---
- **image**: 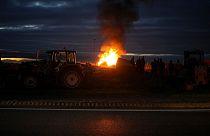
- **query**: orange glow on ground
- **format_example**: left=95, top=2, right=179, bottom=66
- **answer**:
left=88, top=118, right=125, bottom=135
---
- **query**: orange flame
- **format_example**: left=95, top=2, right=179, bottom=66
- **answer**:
left=97, top=40, right=125, bottom=67
left=98, top=48, right=120, bottom=67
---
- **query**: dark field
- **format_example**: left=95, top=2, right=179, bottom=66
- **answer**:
left=1, top=67, right=210, bottom=93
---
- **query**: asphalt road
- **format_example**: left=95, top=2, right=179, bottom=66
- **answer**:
left=0, top=109, right=210, bottom=136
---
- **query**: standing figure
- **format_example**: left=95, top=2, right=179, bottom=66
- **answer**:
left=140, top=56, right=145, bottom=74
left=151, top=59, right=158, bottom=77
left=169, top=60, right=174, bottom=77
left=174, top=59, right=182, bottom=77
left=136, top=57, right=141, bottom=71
left=130, top=56, right=135, bottom=66
left=159, top=58, right=165, bottom=78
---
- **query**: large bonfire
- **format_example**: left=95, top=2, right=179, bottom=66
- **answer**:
left=97, top=40, right=125, bottom=67
left=97, top=0, right=142, bottom=67
left=97, top=48, right=119, bottom=67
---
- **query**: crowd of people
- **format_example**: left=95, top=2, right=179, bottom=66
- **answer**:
left=151, top=59, right=183, bottom=78
left=130, top=56, right=183, bottom=79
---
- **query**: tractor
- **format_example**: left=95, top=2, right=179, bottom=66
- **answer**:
left=181, top=50, right=209, bottom=90
left=0, top=50, right=91, bottom=89
left=21, top=50, right=91, bottom=89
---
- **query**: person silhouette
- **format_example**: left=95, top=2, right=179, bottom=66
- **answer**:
left=130, top=56, right=135, bottom=65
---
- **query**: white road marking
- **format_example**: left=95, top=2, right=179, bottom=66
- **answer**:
left=0, top=108, right=210, bottom=112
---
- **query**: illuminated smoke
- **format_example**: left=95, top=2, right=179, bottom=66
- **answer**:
left=97, top=0, right=150, bottom=53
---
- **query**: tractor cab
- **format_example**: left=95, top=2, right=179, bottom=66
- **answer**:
left=47, top=50, right=77, bottom=64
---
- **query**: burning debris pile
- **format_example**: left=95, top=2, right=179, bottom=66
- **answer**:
left=97, top=0, right=149, bottom=67
left=97, top=48, right=119, bottom=66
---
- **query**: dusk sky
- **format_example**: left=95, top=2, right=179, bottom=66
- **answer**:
left=0, top=0, right=210, bottom=54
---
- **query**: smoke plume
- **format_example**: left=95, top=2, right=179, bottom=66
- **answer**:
left=98, top=0, right=150, bottom=53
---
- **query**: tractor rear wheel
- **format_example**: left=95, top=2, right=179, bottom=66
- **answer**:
left=23, top=75, right=38, bottom=89
left=63, top=71, right=81, bottom=89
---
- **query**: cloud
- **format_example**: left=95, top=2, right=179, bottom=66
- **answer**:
left=134, top=17, right=163, bottom=25
left=0, top=23, right=99, bottom=32
left=46, top=24, right=98, bottom=30
left=25, top=1, right=68, bottom=8
left=12, top=0, right=95, bottom=9
left=0, top=24, right=44, bottom=31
